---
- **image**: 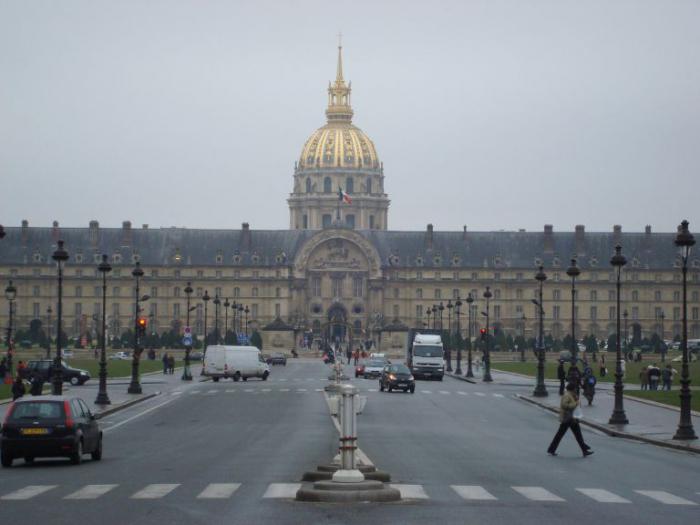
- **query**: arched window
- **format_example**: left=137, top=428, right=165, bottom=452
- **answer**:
left=366, top=177, right=372, bottom=194
left=346, top=177, right=354, bottom=194
left=323, top=177, right=332, bottom=193
left=305, top=178, right=311, bottom=193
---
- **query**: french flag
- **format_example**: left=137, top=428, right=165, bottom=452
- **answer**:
left=338, top=187, right=352, bottom=205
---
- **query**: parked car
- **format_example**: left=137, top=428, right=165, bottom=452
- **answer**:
left=363, top=359, right=388, bottom=379
left=379, top=363, right=415, bottom=393
left=188, top=351, right=203, bottom=361
left=266, top=352, right=287, bottom=366
left=109, top=351, right=130, bottom=360
left=19, top=360, right=90, bottom=386
left=1, top=395, right=103, bottom=467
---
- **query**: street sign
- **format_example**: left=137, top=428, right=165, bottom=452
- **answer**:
left=238, top=334, right=249, bottom=345
left=184, top=326, right=191, bottom=334
left=183, top=334, right=193, bottom=346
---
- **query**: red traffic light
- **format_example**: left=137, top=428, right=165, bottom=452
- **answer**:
left=137, top=318, right=147, bottom=328
left=480, top=328, right=487, bottom=335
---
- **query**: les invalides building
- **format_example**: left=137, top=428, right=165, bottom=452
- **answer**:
left=1, top=47, right=697, bottom=352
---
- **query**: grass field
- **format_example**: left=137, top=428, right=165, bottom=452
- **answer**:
left=625, top=390, right=700, bottom=412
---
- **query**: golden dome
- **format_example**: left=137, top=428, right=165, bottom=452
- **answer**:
left=298, top=45, right=380, bottom=171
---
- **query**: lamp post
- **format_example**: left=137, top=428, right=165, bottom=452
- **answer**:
left=445, top=300, right=453, bottom=372
left=128, top=262, right=149, bottom=394
left=623, top=309, right=629, bottom=359
left=51, top=240, right=69, bottom=395
left=431, top=305, right=437, bottom=329
left=454, top=297, right=462, bottom=375
left=244, top=305, right=250, bottom=337
left=46, top=306, right=52, bottom=359
left=482, top=286, right=493, bottom=382
left=660, top=310, right=666, bottom=362
left=213, top=295, right=221, bottom=344
left=438, top=301, right=444, bottom=331
left=237, top=303, right=243, bottom=335
left=426, top=307, right=432, bottom=329
left=95, top=255, right=112, bottom=405
left=466, top=293, right=474, bottom=377
left=608, top=244, right=629, bottom=425
left=566, top=258, right=580, bottom=364
left=533, top=265, right=548, bottom=397
left=232, top=301, right=238, bottom=339
left=673, top=220, right=697, bottom=440
left=224, top=298, right=230, bottom=343
left=5, top=280, right=17, bottom=376
left=182, top=282, right=193, bottom=381
left=202, top=290, right=210, bottom=358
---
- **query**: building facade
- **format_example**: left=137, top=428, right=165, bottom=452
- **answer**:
left=1, top=48, right=698, bottom=352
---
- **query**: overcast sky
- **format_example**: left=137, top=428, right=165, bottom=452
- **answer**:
left=1, top=0, right=698, bottom=234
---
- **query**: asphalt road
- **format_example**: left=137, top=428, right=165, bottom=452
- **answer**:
left=2, top=361, right=699, bottom=525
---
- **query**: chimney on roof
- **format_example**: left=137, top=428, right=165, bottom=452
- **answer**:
left=645, top=225, right=651, bottom=235
left=613, top=224, right=622, bottom=246
left=463, top=225, right=468, bottom=241
left=89, top=220, right=99, bottom=248
left=575, top=225, right=585, bottom=256
left=51, top=221, right=60, bottom=242
left=122, top=221, right=132, bottom=246
left=241, top=222, right=252, bottom=251
left=544, top=224, right=554, bottom=253
left=142, top=224, right=148, bottom=230
left=426, top=224, right=433, bottom=250
left=21, top=220, right=29, bottom=245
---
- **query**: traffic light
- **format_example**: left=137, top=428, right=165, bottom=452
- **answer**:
left=480, top=328, right=487, bottom=341
left=137, top=317, right=147, bottom=336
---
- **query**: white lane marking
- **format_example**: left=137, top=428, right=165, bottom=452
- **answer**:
left=296, top=388, right=307, bottom=392
left=2, top=485, right=57, bottom=500
left=421, top=390, right=433, bottom=394
left=439, top=390, right=450, bottom=395
left=315, top=388, right=324, bottom=392
left=131, top=484, right=180, bottom=499
left=278, top=379, right=288, bottom=382
left=474, top=392, right=486, bottom=397
left=280, top=388, right=290, bottom=392
left=451, top=485, right=497, bottom=501
left=244, top=389, right=254, bottom=393
left=493, top=393, right=504, bottom=398
left=205, top=390, right=218, bottom=394
left=263, top=483, right=301, bottom=498
left=197, top=483, right=241, bottom=499
left=65, top=484, right=118, bottom=500
left=512, top=486, right=565, bottom=502
left=225, top=389, right=236, bottom=393
left=171, top=391, right=183, bottom=396
left=635, top=490, right=697, bottom=505
left=104, top=399, right=176, bottom=432
left=576, top=488, right=630, bottom=503
left=190, top=390, right=201, bottom=394
left=390, top=484, right=429, bottom=499
left=457, top=391, right=469, bottom=396
left=368, top=388, right=378, bottom=392
left=261, top=388, right=271, bottom=392
left=306, top=378, right=315, bottom=381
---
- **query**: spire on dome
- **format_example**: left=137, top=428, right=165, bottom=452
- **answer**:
left=326, top=37, right=353, bottom=123
left=336, top=33, right=344, bottom=82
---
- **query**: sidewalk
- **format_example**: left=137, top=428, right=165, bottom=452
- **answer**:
left=448, top=368, right=700, bottom=454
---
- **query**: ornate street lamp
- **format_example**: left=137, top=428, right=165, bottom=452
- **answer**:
left=608, top=245, right=629, bottom=425
left=454, top=297, right=462, bottom=375
left=623, top=309, right=629, bottom=358
left=5, top=280, right=17, bottom=376
left=232, top=301, right=238, bottom=338
left=438, top=301, right=444, bottom=331
left=46, top=305, right=52, bottom=359
left=446, top=300, right=453, bottom=372
left=213, top=295, right=221, bottom=344
left=224, top=298, right=230, bottom=342
left=244, top=305, right=250, bottom=337
left=95, top=255, right=112, bottom=405
left=127, top=262, right=149, bottom=394
left=566, top=258, right=580, bottom=364
left=51, top=240, right=69, bottom=395
left=202, top=290, right=210, bottom=360
left=182, top=282, right=194, bottom=381
left=673, top=220, right=697, bottom=440
left=426, top=307, right=432, bottom=329
left=482, top=286, right=493, bottom=382
left=660, top=310, right=666, bottom=362
left=533, top=265, right=548, bottom=397
left=431, top=304, right=437, bottom=329
left=465, top=293, right=474, bottom=378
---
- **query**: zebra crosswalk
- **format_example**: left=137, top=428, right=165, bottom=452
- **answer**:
left=0, top=483, right=697, bottom=505
left=173, top=387, right=508, bottom=398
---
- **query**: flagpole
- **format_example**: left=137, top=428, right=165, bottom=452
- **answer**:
left=336, top=187, right=342, bottom=224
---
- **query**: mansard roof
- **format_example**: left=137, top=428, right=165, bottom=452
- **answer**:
left=0, top=223, right=686, bottom=271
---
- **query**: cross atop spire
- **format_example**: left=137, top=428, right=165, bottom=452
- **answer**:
left=336, top=33, right=344, bottom=82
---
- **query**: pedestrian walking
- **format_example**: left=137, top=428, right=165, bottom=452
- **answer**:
left=557, top=360, right=566, bottom=395
left=566, top=363, right=582, bottom=397
left=168, top=354, right=175, bottom=374
left=581, top=368, right=596, bottom=406
left=29, top=373, right=44, bottom=396
left=162, top=352, right=169, bottom=374
left=547, top=382, right=593, bottom=457
left=661, top=364, right=676, bottom=391
left=648, top=363, right=661, bottom=391
left=11, top=376, right=26, bottom=401
left=346, top=346, right=352, bottom=364
left=353, top=349, right=359, bottom=366
left=599, top=355, right=607, bottom=377
left=639, top=366, right=649, bottom=390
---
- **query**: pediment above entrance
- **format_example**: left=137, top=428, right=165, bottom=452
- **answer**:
left=293, top=229, right=382, bottom=279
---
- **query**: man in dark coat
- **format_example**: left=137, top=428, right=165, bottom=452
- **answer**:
left=557, top=361, right=566, bottom=395
left=11, top=376, right=25, bottom=400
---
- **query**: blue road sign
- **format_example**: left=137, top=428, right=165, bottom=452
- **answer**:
left=183, top=334, right=193, bottom=346
left=237, top=334, right=249, bottom=345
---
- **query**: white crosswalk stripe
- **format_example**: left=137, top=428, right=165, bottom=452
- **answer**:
left=391, top=484, right=429, bottom=499
left=197, top=483, right=241, bottom=499
left=512, top=486, right=564, bottom=502
left=635, top=490, right=697, bottom=505
left=205, top=390, right=217, bottom=394
left=457, top=391, right=468, bottom=396
left=296, top=388, right=307, bottom=392
left=244, top=389, right=254, bottom=392
left=225, top=389, right=236, bottom=393
left=421, top=390, right=433, bottom=394
left=439, top=390, right=450, bottom=395
left=263, top=483, right=300, bottom=498
left=492, top=393, right=504, bottom=398
left=2, top=485, right=57, bottom=500
left=65, top=484, right=118, bottom=500
left=474, top=392, right=486, bottom=397
left=576, top=488, right=630, bottom=503
left=452, top=485, right=497, bottom=501
left=131, top=484, right=180, bottom=499
left=315, top=388, right=324, bottom=392
left=171, top=391, right=183, bottom=396
left=261, top=388, right=271, bottom=392
left=190, top=390, right=201, bottom=394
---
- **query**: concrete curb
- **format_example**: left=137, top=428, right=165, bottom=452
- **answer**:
left=446, top=373, right=477, bottom=384
left=515, top=394, right=700, bottom=455
left=620, top=392, right=700, bottom=417
left=93, top=392, right=159, bottom=419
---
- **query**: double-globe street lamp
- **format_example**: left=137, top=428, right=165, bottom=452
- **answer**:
left=454, top=297, right=462, bottom=375
left=182, top=282, right=194, bottom=381
left=481, top=286, right=493, bottom=382
left=465, top=293, right=474, bottom=378
left=224, top=298, right=230, bottom=343
left=532, top=265, right=548, bottom=397
left=446, top=300, right=453, bottom=372
left=95, top=255, right=112, bottom=405
left=127, top=262, right=149, bottom=394
left=673, top=220, right=697, bottom=440
left=566, top=258, right=580, bottom=364
left=425, top=307, right=432, bottom=329
left=52, top=240, right=69, bottom=395
left=5, top=280, right=16, bottom=377
left=608, top=244, right=630, bottom=425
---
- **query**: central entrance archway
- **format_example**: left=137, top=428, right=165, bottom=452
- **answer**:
left=327, top=303, right=348, bottom=344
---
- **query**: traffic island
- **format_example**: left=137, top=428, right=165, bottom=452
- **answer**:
left=295, top=384, right=401, bottom=503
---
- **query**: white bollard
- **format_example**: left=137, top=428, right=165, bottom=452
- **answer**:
left=332, top=384, right=365, bottom=483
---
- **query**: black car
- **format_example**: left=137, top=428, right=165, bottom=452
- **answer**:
left=1, top=396, right=103, bottom=467
left=379, top=363, right=415, bottom=393
left=19, top=360, right=90, bottom=386
left=267, top=352, right=287, bottom=366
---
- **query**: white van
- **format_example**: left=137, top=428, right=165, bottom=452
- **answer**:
left=204, top=345, right=270, bottom=382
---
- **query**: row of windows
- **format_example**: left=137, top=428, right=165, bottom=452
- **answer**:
left=307, top=176, right=374, bottom=195
left=8, top=268, right=290, bottom=279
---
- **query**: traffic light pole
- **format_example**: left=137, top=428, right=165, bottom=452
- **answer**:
left=128, top=263, right=144, bottom=394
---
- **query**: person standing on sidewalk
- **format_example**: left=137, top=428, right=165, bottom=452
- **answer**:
left=648, top=363, right=661, bottom=391
left=168, top=354, right=175, bottom=374
left=557, top=360, right=566, bottom=395
left=547, top=383, right=593, bottom=457
left=162, top=352, right=169, bottom=374
left=11, top=376, right=25, bottom=400
left=639, top=366, right=649, bottom=390
left=661, top=364, right=676, bottom=391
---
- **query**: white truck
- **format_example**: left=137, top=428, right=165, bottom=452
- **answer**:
left=203, top=345, right=270, bottom=382
left=406, top=330, right=444, bottom=380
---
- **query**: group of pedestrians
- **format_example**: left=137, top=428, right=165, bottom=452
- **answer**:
left=161, top=353, right=175, bottom=374
left=639, top=363, right=676, bottom=391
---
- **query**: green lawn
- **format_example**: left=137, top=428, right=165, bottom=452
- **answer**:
left=67, top=358, right=183, bottom=378
left=626, top=390, right=700, bottom=412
